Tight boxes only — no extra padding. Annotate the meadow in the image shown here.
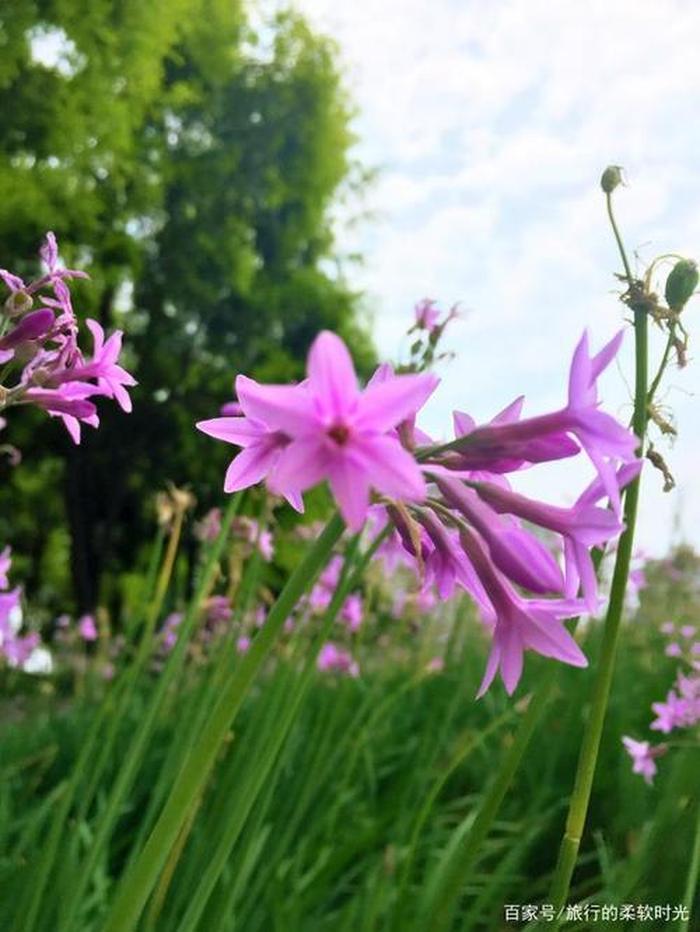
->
[1,527,698,931]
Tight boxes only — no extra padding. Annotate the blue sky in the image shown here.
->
[292,0,700,555]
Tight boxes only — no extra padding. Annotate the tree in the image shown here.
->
[0,1,374,612]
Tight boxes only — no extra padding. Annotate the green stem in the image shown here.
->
[548,191,648,914]
[428,679,555,930]
[647,321,675,407]
[679,799,700,932]
[102,511,345,932]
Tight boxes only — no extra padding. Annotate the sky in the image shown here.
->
[290,0,700,555]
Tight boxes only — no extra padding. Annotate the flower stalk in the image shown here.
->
[549,185,649,912]
[102,511,345,932]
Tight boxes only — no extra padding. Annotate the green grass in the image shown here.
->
[1,559,697,931]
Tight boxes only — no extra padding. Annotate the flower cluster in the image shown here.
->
[0,233,136,443]
[199,322,640,695]
[623,621,699,784]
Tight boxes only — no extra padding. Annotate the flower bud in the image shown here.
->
[4,290,33,318]
[600,165,623,193]
[0,309,55,350]
[664,259,698,312]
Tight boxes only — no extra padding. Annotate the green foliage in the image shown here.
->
[0,543,698,930]
[0,0,374,611]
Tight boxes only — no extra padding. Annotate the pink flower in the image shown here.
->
[237,636,251,653]
[1,235,135,443]
[160,612,184,653]
[194,507,223,543]
[0,547,11,589]
[199,331,438,530]
[414,299,441,332]
[51,320,136,413]
[440,332,639,515]
[317,642,359,677]
[459,526,587,696]
[78,614,98,641]
[204,595,233,627]
[341,593,364,632]
[622,736,663,785]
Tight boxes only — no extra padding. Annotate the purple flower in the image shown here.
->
[0,309,55,353]
[436,477,564,595]
[436,332,639,514]
[459,525,587,696]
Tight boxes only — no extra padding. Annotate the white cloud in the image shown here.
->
[293,0,700,554]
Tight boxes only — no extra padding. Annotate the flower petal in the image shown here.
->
[356,372,438,432]
[236,375,316,435]
[307,331,359,419]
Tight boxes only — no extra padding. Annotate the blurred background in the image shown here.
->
[1,0,698,615]
[0,0,377,614]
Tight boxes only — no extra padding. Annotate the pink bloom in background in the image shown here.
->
[0,548,48,671]
[341,593,364,632]
[198,330,438,529]
[160,612,184,653]
[414,299,441,332]
[237,636,251,654]
[622,737,662,785]
[195,507,223,543]
[0,547,11,589]
[78,615,98,641]
[415,588,437,614]
[426,657,445,673]
[317,642,359,678]
[234,518,274,561]
[204,596,233,628]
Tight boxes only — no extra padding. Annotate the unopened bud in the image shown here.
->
[600,165,623,194]
[664,258,698,312]
[4,290,33,318]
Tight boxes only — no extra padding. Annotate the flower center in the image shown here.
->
[327,423,350,446]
